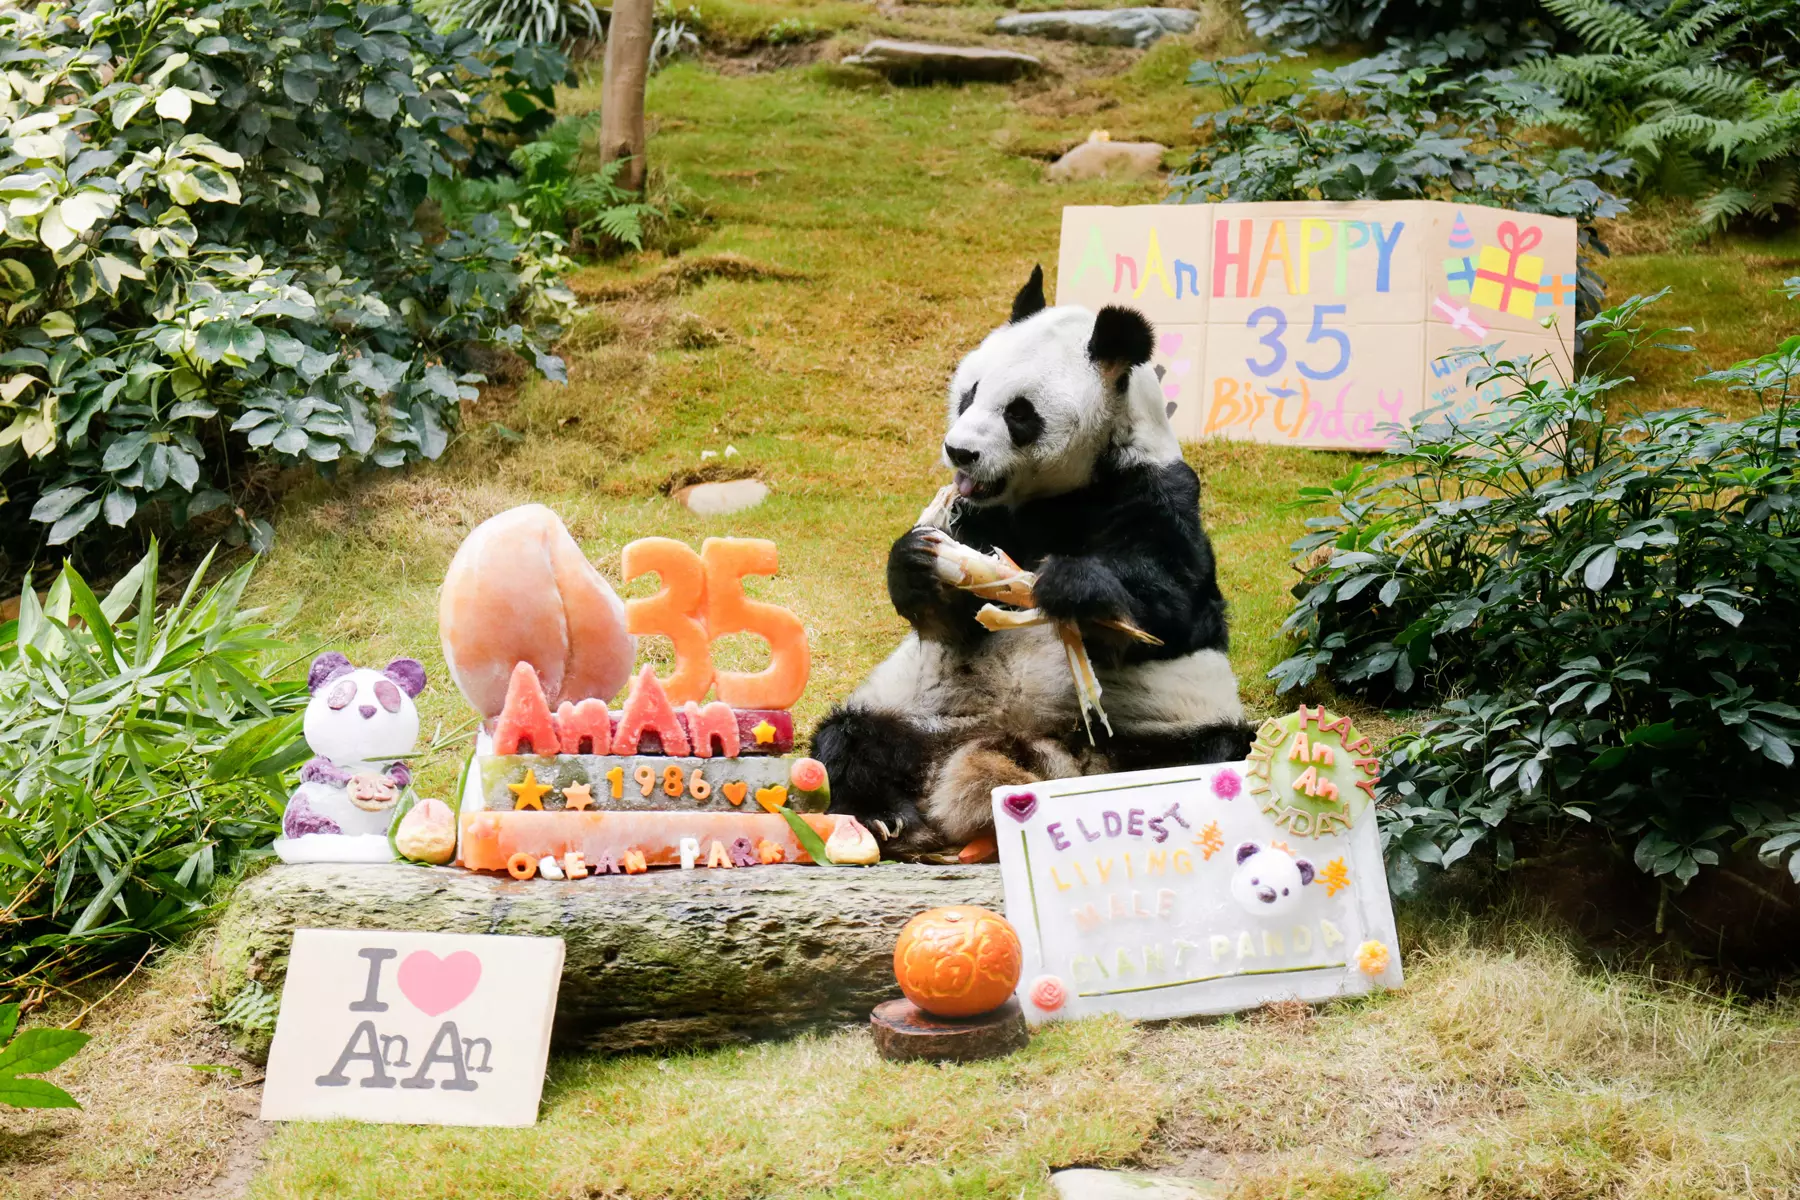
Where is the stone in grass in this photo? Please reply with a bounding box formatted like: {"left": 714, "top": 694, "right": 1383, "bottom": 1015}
{"left": 841, "top": 39, "right": 1042, "bottom": 84}
{"left": 1046, "top": 136, "right": 1168, "bottom": 183}
{"left": 1050, "top": 1169, "right": 1225, "bottom": 1199}
{"left": 995, "top": 8, "right": 1201, "bottom": 49}
{"left": 674, "top": 478, "right": 770, "bottom": 516}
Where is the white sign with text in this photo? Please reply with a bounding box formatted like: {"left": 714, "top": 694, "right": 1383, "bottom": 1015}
{"left": 993, "top": 710, "right": 1402, "bottom": 1023}
{"left": 260, "top": 929, "right": 564, "bottom": 1127}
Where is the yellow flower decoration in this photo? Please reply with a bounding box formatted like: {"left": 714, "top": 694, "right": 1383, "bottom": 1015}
{"left": 1354, "top": 939, "right": 1390, "bottom": 977}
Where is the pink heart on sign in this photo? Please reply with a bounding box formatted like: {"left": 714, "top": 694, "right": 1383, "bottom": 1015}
{"left": 1163, "top": 381, "right": 1181, "bottom": 400}
{"left": 1168, "top": 359, "right": 1191, "bottom": 376}
{"left": 1158, "top": 332, "right": 1183, "bottom": 356}
{"left": 397, "top": 950, "right": 481, "bottom": 1017}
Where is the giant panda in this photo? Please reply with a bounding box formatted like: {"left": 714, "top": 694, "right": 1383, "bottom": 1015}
{"left": 812, "top": 266, "right": 1253, "bottom": 857}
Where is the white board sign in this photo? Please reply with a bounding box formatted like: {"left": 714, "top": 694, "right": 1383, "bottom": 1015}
{"left": 992, "top": 707, "right": 1401, "bottom": 1023}
{"left": 1055, "top": 201, "right": 1576, "bottom": 449}
{"left": 261, "top": 929, "right": 564, "bottom": 1127}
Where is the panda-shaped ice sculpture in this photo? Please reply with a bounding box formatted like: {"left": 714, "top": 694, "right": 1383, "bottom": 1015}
{"left": 273, "top": 651, "right": 427, "bottom": 864}
{"left": 1229, "top": 842, "right": 1315, "bottom": 918}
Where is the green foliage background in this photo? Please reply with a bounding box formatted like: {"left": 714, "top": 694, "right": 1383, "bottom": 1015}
{"left": 0, "top": 0, "right": 579, "bottom": 555}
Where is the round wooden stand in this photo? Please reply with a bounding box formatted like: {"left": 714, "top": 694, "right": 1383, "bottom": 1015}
{"left": 869, "top": 997, "right": 1029, "bottom": 1063}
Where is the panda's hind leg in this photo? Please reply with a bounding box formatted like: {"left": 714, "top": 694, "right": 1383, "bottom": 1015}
{"left": 812, "top": 706, "right": 936, "bottom": 853}
{"left": 920, "top": 735, "right": 1083, "bottom": 848}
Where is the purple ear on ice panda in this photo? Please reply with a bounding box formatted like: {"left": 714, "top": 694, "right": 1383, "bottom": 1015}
{"left": 383, "top": 658, "right": 426, "bottom": 698}
{"left": 307, "top": 651, "right": 355, "bottom": 693}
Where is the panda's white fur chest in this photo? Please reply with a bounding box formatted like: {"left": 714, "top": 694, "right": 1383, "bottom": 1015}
{"left": 849, "top": 626, "right": 1077, "bottom": 738}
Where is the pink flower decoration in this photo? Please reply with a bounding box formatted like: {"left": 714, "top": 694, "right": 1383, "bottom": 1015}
{"left": 1212, "top": 769, "right": 1242, "bottom": 799}
{"left": 1028, "top": 974, "right": 1066, "bottom": 1013}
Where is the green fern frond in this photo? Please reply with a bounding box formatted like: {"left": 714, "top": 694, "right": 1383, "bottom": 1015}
{"left": 1540, "top": 0, "right": 1655, "bottom": 55}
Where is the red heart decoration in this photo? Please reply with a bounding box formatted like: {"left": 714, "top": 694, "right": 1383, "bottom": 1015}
{"left": 397, "top": 949, "right": 482, "bottom": 1017}
{"left": 1001, "top": 791, "right": 1038, "bottom": 823}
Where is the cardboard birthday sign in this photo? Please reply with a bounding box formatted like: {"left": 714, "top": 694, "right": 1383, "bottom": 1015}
{"left": 993, "top": 706, "right": 1402, "bottom": 1023}
{"left": 1056, "top": 202, "right": 1577, "bottom": 449}
{"left": 261, "top": 930, "right": 564, "bottom": 1127}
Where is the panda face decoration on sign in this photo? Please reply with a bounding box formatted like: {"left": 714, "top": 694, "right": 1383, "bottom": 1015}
{"left": 939, "top": 266, "right": 1181, "bottom": 509}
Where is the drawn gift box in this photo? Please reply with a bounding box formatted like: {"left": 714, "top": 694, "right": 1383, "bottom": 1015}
{"left": 1470, "top": 221, "right": 1543, "bottom": 318}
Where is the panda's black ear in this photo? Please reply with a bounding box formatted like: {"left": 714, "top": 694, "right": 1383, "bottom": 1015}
{"left": 1009, "top": 264, "right": 1047, "bottom": 324}
{"left": 1296, "top": 859, "right": 1316, "bottom": 886}
{"left": 1088, "top": 305, "right": 1154, "bottom": 385}
{"left": 1235, "top": 841, "right": 1260, "bottom": 865}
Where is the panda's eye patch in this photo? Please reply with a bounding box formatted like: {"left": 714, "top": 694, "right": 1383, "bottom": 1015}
{"left": 326, "top": 679, "right": 356, "bottom": 710}
{"left": 374, "top": 680, "right": 403, "bottom": 713}
{"left": 957, "top": 384, "right": 977, "bottom": 415}
{"left": 1004, "top": 398, "right": 1043, "bottom": 447}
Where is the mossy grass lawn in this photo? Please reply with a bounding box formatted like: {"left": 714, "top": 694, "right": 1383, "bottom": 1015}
{"left": 6, "top": 6, "right": 1800, "bottom": 1197}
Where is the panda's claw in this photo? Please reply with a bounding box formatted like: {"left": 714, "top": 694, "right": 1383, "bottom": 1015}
{"left": 871, "top": 817, "right": 905, "bottom": 842}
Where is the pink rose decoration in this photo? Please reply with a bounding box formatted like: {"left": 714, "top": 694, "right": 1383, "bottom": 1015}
{"left": 1028, "top": 974, "right": 1067, "bottom": 1013}
{"left": 1212, "top": 769, "right": 1242, "bottom": 799}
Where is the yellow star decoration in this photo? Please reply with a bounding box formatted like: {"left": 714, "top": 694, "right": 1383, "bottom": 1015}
{"left": 562, "top": 782, "right": 595, "bottom": 811}
{"left": 751, "top": 720, "right": 778, "bottom": 746}
{"left": 1319, "top": 856, "right": 1352, "bottom": 897}
{"left": 1197, "top": 821, "right": 1224, "bottom": 860}
{"left": 509, "top": 769, "right": 552, "bottom": 811}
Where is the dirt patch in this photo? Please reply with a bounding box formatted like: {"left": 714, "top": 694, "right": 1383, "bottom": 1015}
{"left": 570, "top": 252, "right": 804, "bottom": 302}
{"left": 701, "top": 42, "right": 828, "bottom": 76}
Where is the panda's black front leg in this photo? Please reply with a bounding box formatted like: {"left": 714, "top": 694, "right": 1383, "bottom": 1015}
{"left": 887, "top": 526, "right": 988, "bottom": 648}
{"left": 812, "top": 707, "right": 939, "bottom": 855}
{"left": 1032, "top": 555, "right": 1136, "bottom": 626}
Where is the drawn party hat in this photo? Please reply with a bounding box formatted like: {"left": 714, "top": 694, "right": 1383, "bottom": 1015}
{"left": 1448, "top": 210, "right": 1474, "bottom": 250}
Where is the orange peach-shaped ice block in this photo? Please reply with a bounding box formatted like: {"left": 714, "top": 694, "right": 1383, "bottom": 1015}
{"left": 457, "top": 810, "right": 840, "bottom": 870}
{"left": 439, "top": 504, "right": 635, "bottom": 717}
{"left": 701, "top": 538, "right": 810, "bottom": 709}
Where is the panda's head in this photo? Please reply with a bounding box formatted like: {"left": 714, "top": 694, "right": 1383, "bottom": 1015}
{"left": 940, "top": 266, "right": 1181, "bottom": 508}
{"left": 1229, "top": 843, "right": 1315, "bottom": 917}
{"left": 302, "top": 651, "right": 425, "bottom": 766}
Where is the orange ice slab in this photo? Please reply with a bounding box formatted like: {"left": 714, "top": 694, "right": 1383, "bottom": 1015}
{"left": 457, "top": 810, "right": 840, "bottom": 870}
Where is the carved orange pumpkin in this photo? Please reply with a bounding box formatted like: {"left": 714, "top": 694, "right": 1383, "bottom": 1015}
{"left": 892, "top": 906, "right": 1022, "bottom": 1018}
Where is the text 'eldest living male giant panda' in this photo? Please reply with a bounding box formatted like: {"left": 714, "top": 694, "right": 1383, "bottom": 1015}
{"left": 813, "top": 266, "right": 1254, "bottom": 857}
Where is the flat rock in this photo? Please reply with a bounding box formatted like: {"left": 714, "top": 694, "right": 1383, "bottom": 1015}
{"left": 1046, "top": 139, "right": 1168, "bottom": 182}
{"left": 1051, "top": 1168, "right": 1224, "bottom": 1199}
{"left": 209, "top": 861, "right": 1003, "bottom": 1058}
{"left": 674, "top": 478, "right": 769, "bottom": 516}
{"left": 842, "top": 39, "right": 1042, "bottom": 83}
{"left": 995, "top": 8, "right": 1200, "bottom": 49}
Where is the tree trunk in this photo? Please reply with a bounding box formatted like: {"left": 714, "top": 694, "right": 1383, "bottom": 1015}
{"left": 208, "top": 862, "right": 1006, "bottom": 1060}
{"left": 597, "top": 0, "right": 655, "bottom": 192}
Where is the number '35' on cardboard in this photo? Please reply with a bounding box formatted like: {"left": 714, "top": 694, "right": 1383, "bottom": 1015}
{"left": 260, "top": 929, "right": 564, "bottom": 1127}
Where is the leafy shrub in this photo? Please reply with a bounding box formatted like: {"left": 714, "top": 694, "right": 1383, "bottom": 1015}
{"left": 1242, "top": 0, "right": 1555, "bottom": 64}
{"left": 0, "top": 1003, "right": 88, "bottom": 1109}
{"left": 433, "top": 116, "right": 686, "bottom": 252}
{"left": 1271, "top": 293, "right": 1800, "bottom": 894}
{"left": 427, "top": 0, "right": 601, "bottom": 47}
{"left": 0, "top": 544, "right": 306, "bottom": 986}
{"left": 1171, "top": 52, "right": 1631, "bottom": 323}
{"left": 1522, "top": 0, "right": 1800, "bottom": 231}
{"left": 0, "top": 0, "right": 578, "bottom": 554}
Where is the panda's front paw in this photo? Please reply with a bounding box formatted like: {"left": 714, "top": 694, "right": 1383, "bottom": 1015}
{"left": 888, "top": 527, "right": 979, "bottom": 640}
{"left": 1034, "top": 556, "right": 1134, "bottom": 624}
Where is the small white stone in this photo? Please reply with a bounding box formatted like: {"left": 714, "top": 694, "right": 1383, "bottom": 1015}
{"left": 677, "top": 479, "right": 770, "bottom": 517}
{"left": 537, "top": 855, "right": 564, "bottom": 880}
{"left": 724, "top": 444, "right": 740, "bottom": 458}
{"left": 1050, "top": 1169, "right": 1222, "bottom": 1200}
{"left": 700, "top": 449, "right": 718, "bottom": 460}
